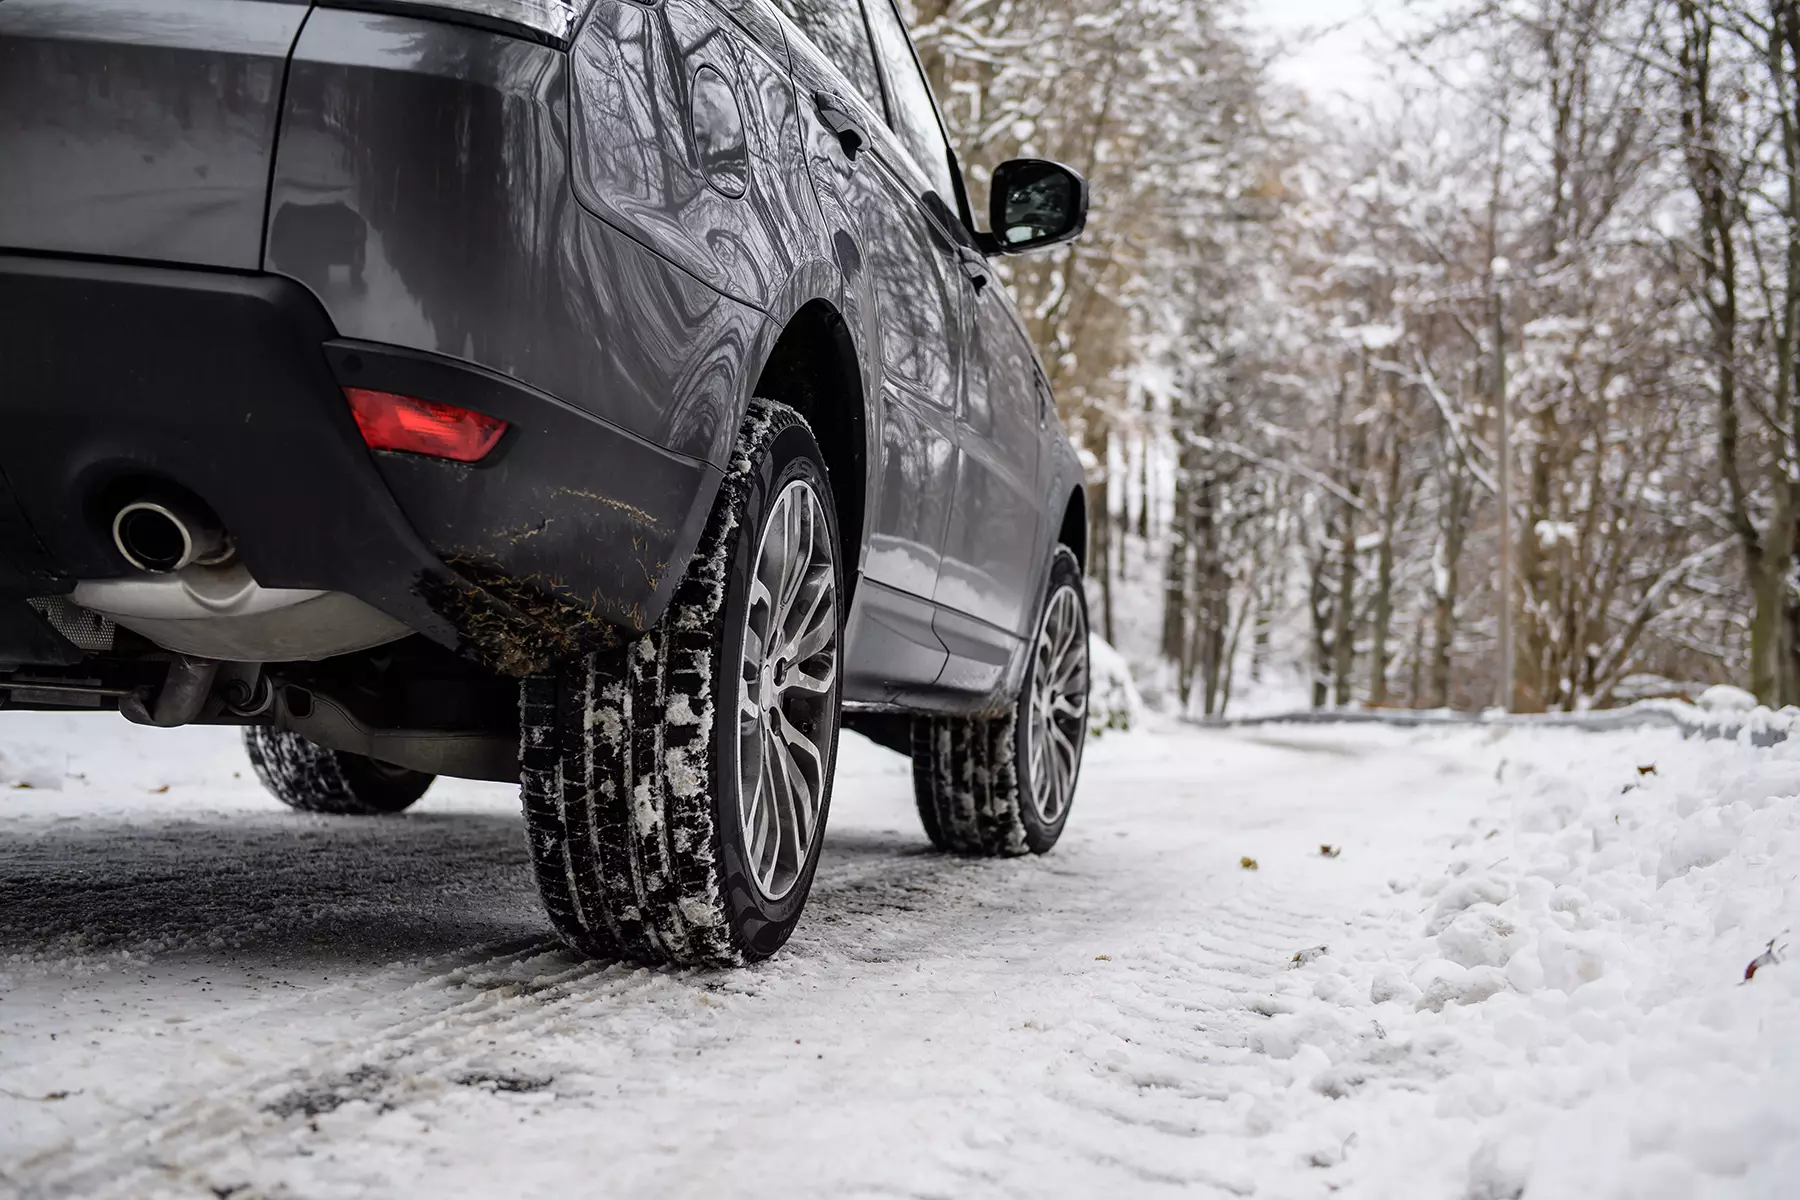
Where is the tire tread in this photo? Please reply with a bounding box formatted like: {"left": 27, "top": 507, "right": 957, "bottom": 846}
{"left": 242, "top": 727, "right": 432, "bottom": 815}
{"left": 520, "top": 400, "right": 812, "bottom": 966}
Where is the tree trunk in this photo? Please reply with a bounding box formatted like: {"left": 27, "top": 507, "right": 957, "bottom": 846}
{"left": 1368, "top": 428, "right": 1403, "bottom": 705}
{"left": 1090, "top": 427, "right": 1116, "bottom": 645}
{"left": 1309, "top": 542, "right": 1332, "bottom": 709}
{"left": 1406, "top": 605, "right": 1427, "bottom": 708}
{"left": 1136, "top": 430, "right": 1151, "bottom": 540}
{"left": 1430, "top": 467, "right": 1470, "bottom": 710}
{"left": 1513, "top": 442, "right": 1554, "bottom": 713}
{"left": 1331, "top": 506, "right": 1357, "bottom": 708}
{"left": 1161, "top": 433, "right": 1195, "bottom": 669}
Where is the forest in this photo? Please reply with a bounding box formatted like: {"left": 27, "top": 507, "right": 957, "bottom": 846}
{"left": 904, "top": 0, "right": 1800, "bottom": 715}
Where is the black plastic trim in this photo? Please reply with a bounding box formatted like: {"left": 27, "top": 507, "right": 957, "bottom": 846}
{"left": 315, "top": 0, "right": 580, "bottom": 49}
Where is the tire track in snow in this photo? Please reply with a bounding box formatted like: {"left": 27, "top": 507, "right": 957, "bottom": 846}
{"left": 17, "top": 939, "right": 607, "bottom": 1197}
{"left": 21, "top": 842, "right": 1098, "bottom": 1196}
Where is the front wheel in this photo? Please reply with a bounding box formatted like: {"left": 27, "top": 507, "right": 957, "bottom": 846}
{"left": 519, "top": 400, "right": 843, "bottom": 966}
{"left": 912, "top": 545, "right": 1089, "bottom": 856}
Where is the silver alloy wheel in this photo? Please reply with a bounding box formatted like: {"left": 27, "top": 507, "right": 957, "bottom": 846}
{"left": 736, "top": 478, "right": 839, "bottom": 901}
{"left": 1026, "top": 584, "right": 1088, "bottom": 825}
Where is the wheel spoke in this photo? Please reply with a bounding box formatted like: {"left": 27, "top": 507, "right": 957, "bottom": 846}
{"left": 775, "top": 707, "right": 823, "bottom": 785}
{"left": 778, "top": 491, "right": 806, "bottom": 614}
{"left": 1029, "top": 722, "right": 1049, "bottom": 793}
{"left": 753, "top": 550, "right": 781, "bottom": 629}
{"left": 768, "top": 728, "right": 808, "bottom": 866}
{"left": 783, "top": 661, "right": 836, "bottom": 696}
{"left": 782, "top": 567, "right": 836, "bottom": 662}
{"left": 1036, "top": 726, "right": 1057, "bottom": 815}
{"left": 1053, "top": 650, "right": 1086, "bottom": 695}
{"left": 749, "top": 747, "right": 774, "bottom": 879}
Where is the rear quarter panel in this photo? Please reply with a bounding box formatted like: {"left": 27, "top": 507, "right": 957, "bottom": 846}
{"left": 266, "top": 8, "right": 763, "bottom": 470}
{"left": 265, "top": 10, "right": 784, "bottom": 633}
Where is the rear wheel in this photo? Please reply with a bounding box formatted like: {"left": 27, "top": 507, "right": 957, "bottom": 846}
{"left": 519, "top": 401, "right": 843, "bottom": 965}
{"left": 243, "top": 727, "right": 433, "bottom": 815}
{"left": 912, "top": 546, "right": 1089, "bottom": 856}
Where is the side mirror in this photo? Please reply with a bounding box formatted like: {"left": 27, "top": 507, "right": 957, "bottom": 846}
{"left": 985, "top": 158, "right": 1088, "bottom": 255}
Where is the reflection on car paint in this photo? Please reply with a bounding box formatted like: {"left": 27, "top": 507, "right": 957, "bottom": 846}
{"left": 0, "top": 0, "right": 307, "bottom": 270}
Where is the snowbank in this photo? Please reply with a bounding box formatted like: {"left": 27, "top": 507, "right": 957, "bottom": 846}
{"left": 1261, "top": 728, "right": 1800, "bottom": 1197}
{"left": 1085, "top": 634, "right": 1146, "bottom": 737}
{"left": 1211, "top": 695, "right": 1800, "bottom": 749}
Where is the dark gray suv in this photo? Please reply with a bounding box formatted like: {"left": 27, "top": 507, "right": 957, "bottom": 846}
{"left": 0, "top": 0, "right": 1092, "bottom": 964}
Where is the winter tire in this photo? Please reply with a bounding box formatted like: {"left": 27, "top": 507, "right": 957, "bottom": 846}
{"left": 519, "top": 400, "right": 844, "bottom": 966}
{"left": 913, "top": 545, "right": 1089, "bottom": 856}
{"left": 242, "top": 726, "right": 434, "bottom": 815}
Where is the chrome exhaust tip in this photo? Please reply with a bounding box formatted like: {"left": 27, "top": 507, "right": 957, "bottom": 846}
{"left": 112, "top": 499, "right": 229, "bottom": 573}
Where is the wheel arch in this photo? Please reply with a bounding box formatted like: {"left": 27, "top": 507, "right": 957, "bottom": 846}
{"left": 751, "top": 297, "right": 869, "bottom": 601}
{"left": 1056, "top": 485, "right": 1088, "bottom": 570}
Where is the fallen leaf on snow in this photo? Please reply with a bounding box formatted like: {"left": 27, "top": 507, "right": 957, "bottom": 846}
{"left": 1745, "top": 938, "right": 1784, "bottom": 982}
{"left": 1320, "top": 845, "right": 1341, "bottom": 858}
{"left": 1095, "top": 954, "right": 1112, "bottom": 961}
{"left": 0, "top": 1086, "right": 79, "bottom": 1102}
{"left": 1240, "top": 856, "right": 1259, "bottom": 871}
{"left": 1637, "top": 764, "right": 1658, "bottom": 777}
{"left": 149, "top": 785, "right": 169, "bottom": 794}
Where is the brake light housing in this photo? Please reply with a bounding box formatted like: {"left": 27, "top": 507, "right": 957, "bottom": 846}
{"left": 344, "top": 388, "right": 509, "bottom": 463}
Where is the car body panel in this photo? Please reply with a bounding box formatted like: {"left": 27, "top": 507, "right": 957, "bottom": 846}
{"left": 841, "top": 578, "right": 946, "bottom": 703}
{"left": 0, "top": 0, "right": 308, "bottom": 270}
{"left": 566, "top": 0, "right": 814, "bottom": 315}
{"left": 776, "top": 6, "right": 967, "bottom": 696}
{"left": 935, "top": 284, "right": 1044, "bottom": 639}
{"left": 266, "top": 9, "right": 763, "bottom": 473}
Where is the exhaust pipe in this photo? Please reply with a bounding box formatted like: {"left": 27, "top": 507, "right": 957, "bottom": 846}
{"left": 119, "top": 654, "right": 220, "bottom": 727}
{"left": 112, "top": 498, "right": 229, "bottom": 573}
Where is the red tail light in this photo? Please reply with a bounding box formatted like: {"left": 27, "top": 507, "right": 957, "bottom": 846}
{"left": 344, "top": 388, "right": 508, "bottom": 463}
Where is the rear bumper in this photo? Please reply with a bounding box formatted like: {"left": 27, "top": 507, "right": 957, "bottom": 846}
{"left": 0, "top": 254, "right": 720, "bottom": 673}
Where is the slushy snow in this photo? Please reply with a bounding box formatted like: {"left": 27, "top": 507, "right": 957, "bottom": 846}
{"left": 2, "top": 710, "right": 1797, "bottom": 1198}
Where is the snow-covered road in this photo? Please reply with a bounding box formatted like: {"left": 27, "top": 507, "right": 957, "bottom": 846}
{"left": 3, "top": 713, "right": 1797, "bottom": 1198}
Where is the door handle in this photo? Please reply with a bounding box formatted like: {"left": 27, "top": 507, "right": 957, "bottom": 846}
{"left": 957, "top": 248, "right": 989, "bottom": 292}
{"left": 813, "top": 92, "right": 866, "bottom": 162}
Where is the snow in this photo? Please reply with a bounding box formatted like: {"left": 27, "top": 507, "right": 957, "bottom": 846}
{"left": 1085, "top": 634, "right": 1146, "bottom": 735}
{"left": 3, "top": 711, "right": 1799, "bottom": 1197}
{"left": 1698, "top": 685, "right": 1759, "bottom": 713}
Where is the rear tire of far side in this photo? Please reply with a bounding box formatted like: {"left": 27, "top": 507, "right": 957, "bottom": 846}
{"left": 243, "top": 726, "right": 434, "bottom": 815}
{"left": 912, "top": 545, "right": 1090, "bottom": 856}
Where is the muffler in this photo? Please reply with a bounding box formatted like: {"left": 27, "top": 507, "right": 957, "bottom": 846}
{"left": 112, "top": 497, "right": 230, "bottom": 573}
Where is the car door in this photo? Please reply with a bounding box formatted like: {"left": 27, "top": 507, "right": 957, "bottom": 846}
{"left": 857, "top": 0, "right": 1043, "bottom": 689}
{"left": 775, "top": 0, "right": 964, "bottom": 694}
{"left": 937, "top": 285, "right": 1045, "bottom": 638}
